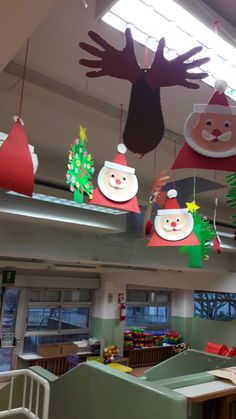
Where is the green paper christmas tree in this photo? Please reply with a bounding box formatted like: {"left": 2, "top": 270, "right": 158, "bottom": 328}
{"left": 226, "top": 172, "right": 236, "bottom": 225}
{"left": 66, "top": 126, "right": 95, "bottom": 203}
{"left": 180, "top": 202, "right": 216, "bottom": 268}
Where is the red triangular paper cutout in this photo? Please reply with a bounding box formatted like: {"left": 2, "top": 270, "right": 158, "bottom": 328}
{"left": 89, "top": 186, "right": 140, "bottom": 214}
{"left": 148, "top": 230, "right": 199, "bottom": 247}
{"left": 172, "top": 143, "right": 236, "bottom": 172}
{"left": 0, "top": 121, "right": 34, "bottom": 196}
{"left": 212, "top": 236, "right": 222, "bottom": 254}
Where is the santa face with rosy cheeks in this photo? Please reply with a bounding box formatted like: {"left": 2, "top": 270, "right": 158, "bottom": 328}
{"left": 155, "top": 211, "right": 194, "bottom": 241}
{"left": 185, "top": 112, "right": 236, "bottom": 158}
{"left": 97, "top": 165, "right": 138, "bottom": 202}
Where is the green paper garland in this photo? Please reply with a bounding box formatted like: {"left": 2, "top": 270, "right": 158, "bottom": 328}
{"left": 226, "top": 172, "right": 236, "bottom": 225}
{"left": 180, "top": 210, "right": 216, "bottom": 268}
{"left": 66, "top": 126, "right": 95, "bottom": 203}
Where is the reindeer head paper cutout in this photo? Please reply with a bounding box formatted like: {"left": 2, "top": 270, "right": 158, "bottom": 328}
{"left": 173, "top": 80, "right": 236, "bottom": 171}
{"left": 80, "top": 29, "right": 209, "bottom": 155}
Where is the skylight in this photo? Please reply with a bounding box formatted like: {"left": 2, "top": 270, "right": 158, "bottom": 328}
{"left": 101, "top": 0, "right": 236, "bottom": 101}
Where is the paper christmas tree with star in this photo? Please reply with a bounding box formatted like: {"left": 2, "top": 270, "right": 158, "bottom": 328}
{"left": 148, "top": 190, "right": 199, "bottom": 247}
{"left": 180, "top": 202, "right": 216, "bottom": 268}
{"left": 66, "top": 126, "right": 95, "bottom": 203}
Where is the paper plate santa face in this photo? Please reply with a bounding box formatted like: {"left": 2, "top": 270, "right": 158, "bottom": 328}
{"left": 97, "top": 144, "right": 138, "bottom": 202}
{"left": 148, "top": 189, "right": 199, "bottom": 247}
{"left": 98, "top": 164, "right": 138, "bottom": 202}
{"left": 155, "top": 211, "right": 194, "bottom": 241}
{"left": 184, "top": 80, "right": 236, "bottom": 158}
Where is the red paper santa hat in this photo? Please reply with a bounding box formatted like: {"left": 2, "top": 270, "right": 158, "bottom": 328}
{"left": 104, "top": 143, "right": 135, "bottom": 174}
{"left": 194, "top": 80, "right": 236, "bottom": 115}
{"left": 157, "top": 189, "right": 189, "bottom": 215}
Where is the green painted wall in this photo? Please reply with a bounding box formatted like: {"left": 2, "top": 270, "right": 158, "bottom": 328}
{"left": 92, "top": 317, "right": 125, "bottom": 353}
{"left": 171, "top": 316, "right": 236, "bottom": 350}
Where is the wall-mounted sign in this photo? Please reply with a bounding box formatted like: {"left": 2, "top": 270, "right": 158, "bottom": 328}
{"left": 2, "top": 270, "right": 16, "bottom": 285}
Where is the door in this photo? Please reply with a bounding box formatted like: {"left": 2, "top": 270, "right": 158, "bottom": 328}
{"left": 0, "top": 287, "right": 19, "bottom": 371}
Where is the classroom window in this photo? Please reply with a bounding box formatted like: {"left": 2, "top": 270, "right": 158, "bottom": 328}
{"left": 194, "top": 290, "right": 236, "bottom": 321}
{"left": 126, "top": 289, "right": 170, "bottom": 329}
{"left": 24, "top": 288, "right": 93, "bottom": 353}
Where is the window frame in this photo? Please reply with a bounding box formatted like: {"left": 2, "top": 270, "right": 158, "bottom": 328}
{"left": 126, "top": 289, "right": 171, "bottom": 330}
{"left": 194, "top": 290, "right": 236, "bottom": 321}
{"left": 24, "top": 288, "right": 93, "bottom": 338}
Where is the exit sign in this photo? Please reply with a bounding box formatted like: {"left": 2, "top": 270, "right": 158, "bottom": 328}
{"left": 2, "top": 270, "right": 16, "bottom": 285}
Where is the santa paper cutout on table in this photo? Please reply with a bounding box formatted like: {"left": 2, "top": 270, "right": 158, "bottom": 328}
{"left": 148, "top": 189, "right": 199, "bottom": 246}
{"left": 172, "top": 80, "right": 236, "bottom": 171}
{"left": 89, "top": 144, "right": 140, "bottom": 213}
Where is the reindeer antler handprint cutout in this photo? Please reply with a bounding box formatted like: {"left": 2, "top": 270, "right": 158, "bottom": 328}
{"left": 80, "top": 29, "right": 209, "bottom": 155}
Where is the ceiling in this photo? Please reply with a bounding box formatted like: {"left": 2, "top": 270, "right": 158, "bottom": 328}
{"left": 0, "top": 0, "right": 235, "bottom": 222}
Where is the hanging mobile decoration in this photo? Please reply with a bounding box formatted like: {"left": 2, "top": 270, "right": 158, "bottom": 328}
{"left": 89, "top": 143, "right": 140, "bottom": 213}
{"left": 0, "top": 39, "right": 36, "bottom": 197}
{"left": 173, "top": 80, "right": 236, "bottom": 172}
{"left": 79, "top": 29, "right": 209, "bottom": 155}
{"left": 67, "top": 125, "right": 95, "bottom": 203}
{"left": 226, "top": 172, "right": 236, "bottom": 225}
{"left": 148, "top": 189, "right": 199, "bottom": 247}
{"left": 144, "top": 170, "right": 170, "bottom": 236}
{"left": 180, "top": 203, "right": 216, "bottom": 268}
{"left": 211, "top": 197, "right": 222, "bottom": 254}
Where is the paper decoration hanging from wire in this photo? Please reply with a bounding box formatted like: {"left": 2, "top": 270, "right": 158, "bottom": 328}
{"left": 144, "top": 170, "right": 170, "bottom": 236}
{"left": 180, "top": 202, "right": 216, "bottom": 268}
{"left": 226, "top": 172, "right": 236, "bottom": 225}
{"left": 67, "top": 126, "right": 95, "bottom": 203}
{"left": 0, "top": 119, "right": 36, "bottom": 196}
{"left": 90, "top": 143, "right": 140, "bottom": 213}
{"left": 173, "top": 80, "right": 236, "bottom": 172}
{"left": 148, "top": 190, "right": 199, "bottom": 246}
{"left": 79, "top": 29, "right": 209, "bottom": 155}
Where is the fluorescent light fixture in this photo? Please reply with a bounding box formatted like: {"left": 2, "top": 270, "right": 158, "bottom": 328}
{"left": 7, "top": 191, "right": 127, "bottom": 215}
{"left": 101, "top": 0, "right": 236, "bottom": 100}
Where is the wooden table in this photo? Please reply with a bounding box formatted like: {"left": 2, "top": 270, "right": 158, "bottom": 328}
{"left": 175, "top": 379, "right": 236, "bottom": 419}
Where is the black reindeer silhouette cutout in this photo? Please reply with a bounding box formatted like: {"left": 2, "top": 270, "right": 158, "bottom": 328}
{"left": 80, "top": 29, "right": 209, "bottom": 155}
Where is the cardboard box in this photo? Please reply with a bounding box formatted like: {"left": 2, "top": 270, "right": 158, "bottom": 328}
{"left": 60, "top": 342, "right": 77, "bottom": 355}
{"left": 37, "top": 343, "right": 61, "bottom": 358}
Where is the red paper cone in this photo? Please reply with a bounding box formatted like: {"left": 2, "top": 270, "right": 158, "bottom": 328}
{"left": 0, "top": 121, "right": 34, "bottom": 196}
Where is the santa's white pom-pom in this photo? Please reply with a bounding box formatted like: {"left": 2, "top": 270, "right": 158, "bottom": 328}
{"left": 117, "top": 143, "right": 127, "bottom": 154}
{"left": 167, "top": 189, "right": 177, "bottom": 198}
{"left": 13, "top": 115, "right": 24, "bottom": 126}
{"left": 215, "top": 80, "right": 227, "bottom": 93}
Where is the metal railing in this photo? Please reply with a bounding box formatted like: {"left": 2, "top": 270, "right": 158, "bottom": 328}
{"left": 0, "top": 369, "right": 50, "bottom": 419}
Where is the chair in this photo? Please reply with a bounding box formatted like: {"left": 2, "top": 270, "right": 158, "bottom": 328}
{"left": 66, "top": 354, "right": 80, "bottom": 370}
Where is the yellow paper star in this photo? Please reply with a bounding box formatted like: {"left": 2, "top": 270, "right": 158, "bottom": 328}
{"left": 186, "top": 201, "right": 200, "bottom": 213}
{"left": 79, "top": 125, "right": 87, "bottom": 143}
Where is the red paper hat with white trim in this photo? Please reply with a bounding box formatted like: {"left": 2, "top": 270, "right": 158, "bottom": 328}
{"left": 104, "top": 143, "right": 135, "bottom": 174}
{"left": 157, "top": 189, "right": 189, "bottom": 215}
{"left": 194, "top": 80, "right": 236, "bottom": 115}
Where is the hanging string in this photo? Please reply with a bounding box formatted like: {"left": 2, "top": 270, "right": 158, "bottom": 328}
{"left": 193, "top": 169, "right": 196, "bottom": 202}
{"left": 152, "top": 147, "right": 157, "bottom": 188}
{"left": 143, "top": 36, "right": 150, "bottom": 70}
{"left": 18, "top": 39, "right": 30, "bottom": 120}
{"left": 172, "top": 140, "right": 177, "bottom": 189}
{"left": 119, "top": 104, "right": 123, "bottom": 144}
